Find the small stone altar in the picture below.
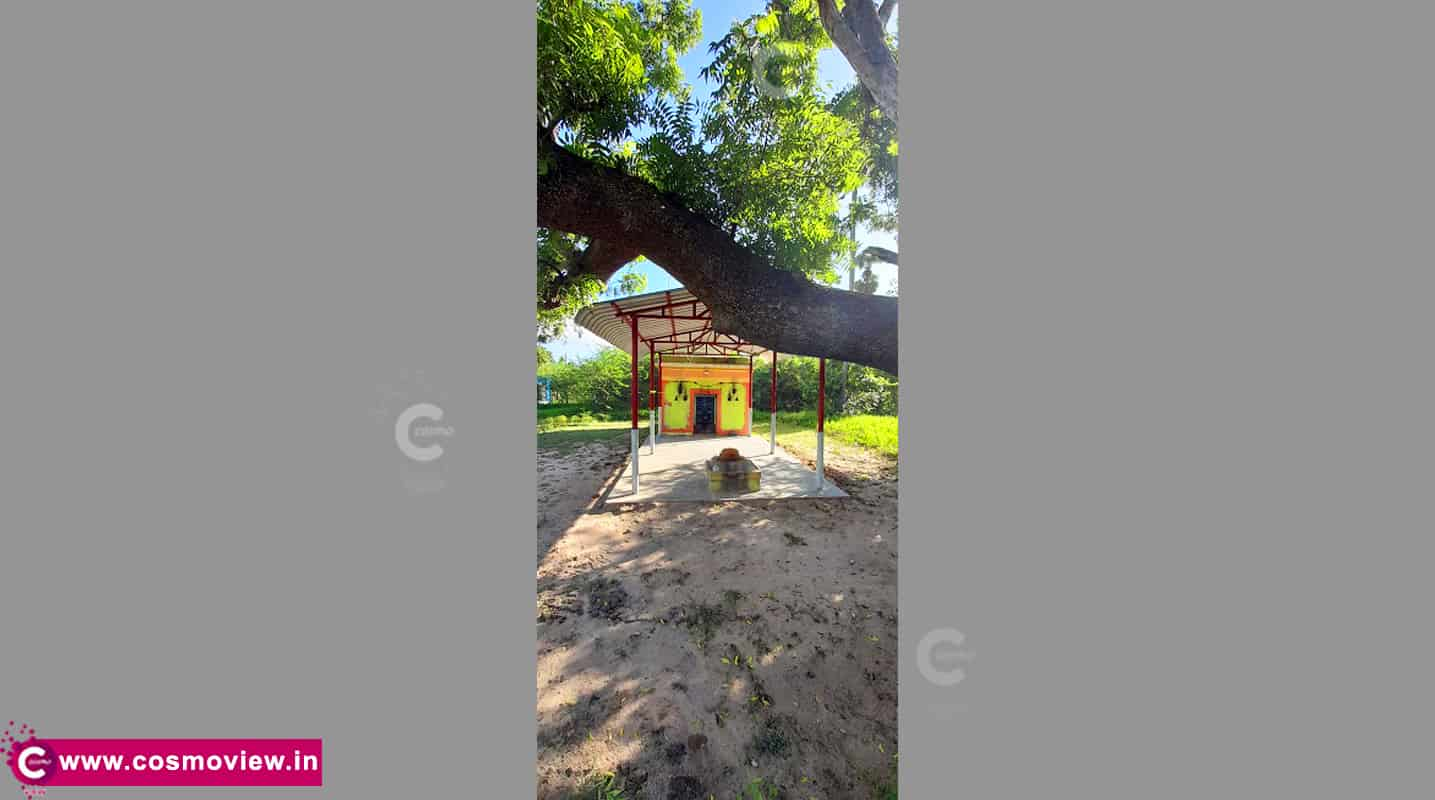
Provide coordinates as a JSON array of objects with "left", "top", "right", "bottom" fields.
[{"left": 706, "top": 447, "right": 761, "bottom": 493}]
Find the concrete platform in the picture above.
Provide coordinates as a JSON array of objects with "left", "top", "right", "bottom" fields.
[{"left": 603, "top": 434, "right": 848, "bottom": 505}]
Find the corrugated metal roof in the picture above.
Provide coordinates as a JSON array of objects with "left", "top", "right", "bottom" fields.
[{"left": 573, "top": 288, "right": 773, "bottom": 358}]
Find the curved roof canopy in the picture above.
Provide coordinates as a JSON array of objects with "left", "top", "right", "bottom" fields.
[{"left": 574, "top": 288, "right": 771, "bottom": 358}]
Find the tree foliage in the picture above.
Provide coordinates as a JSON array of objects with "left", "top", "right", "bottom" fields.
[
  {"left": 536, "top": 0, "right": 900, "bottom": 373},
  {"left": 536, "top": 0, "right": 890, "bottom": 296},
  {"left": 539, "top": 350, "right": 896, "bottom": 417},
  {"left": 538, "top": 348, "right": 654, "bottom": 413},
  {"left": 754, "top": 355, "right": 896, "bottom": 416},
  {"left": 537, "top": 229, "right": 647, "bottom": 340},
  {"left": 538, "top": 0, "right": 701, "bottom": 139}
]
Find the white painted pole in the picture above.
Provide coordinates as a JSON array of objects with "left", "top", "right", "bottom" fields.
[
  {"left": 769, "top": 350, "right": 778, "bottom": 455},
  {"left": 630, "top": 318, "right": 640, "bottom": 494},
  {"left": 648, "top": 345, "right": 656, "bottom": 454},
  {"left": 631, "top": 428, "right": 640, "bottom": 494},
  {"left": 815, "top": 431, "right": 825, "bottom": 492},
  {"left": 815, "top": 357, "right": 826, "bottom": 492}
]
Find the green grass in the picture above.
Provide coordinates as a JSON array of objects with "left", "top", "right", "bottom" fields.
[
  {"left": 752, "top": 411, "right": 898, "bottom": 459},
  {"left": 536, "top": 421, "right": 631, "bottom": 453},
  {"left": 536, "top": 401, "right": 658, "bottom": 453},
  {"left": 537, "top": 404, "right": 651, "bottom": 432},
  {"left": 575, "top": 771, "right": 628, "bottom": 800},
  {"left": 740, "top": 777, "right": 778, "bottom": 800},
  {"left": 538, "top": 403, "right": 618, "bottom": 421},
  {"left": 538, "top": 406, "right": 897, "bottom": 463}
]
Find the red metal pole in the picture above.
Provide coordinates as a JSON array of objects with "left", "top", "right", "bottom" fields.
[
  {"left": 817, "top": 357, "right": 826, "bottom": 432},
  {"left": 648, "top": 341, "right": 657, "bottom": 452},
  {"left": 630, "top": 317, "right": 639, "bottom": 430},
  {"left": 747, "top": 354, "right": 754, "bottom": 434}
]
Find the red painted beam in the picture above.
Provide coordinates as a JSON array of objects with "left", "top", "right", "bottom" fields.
[
  {"left": 611, "top": 299, "right": 673, "bottom": 316},
  {"left": 652, "top": 341, "right": 756, "bottom": 355},
  {"left": 645, "top": 331, "right": 759, "bottom": 350},
  {"left": 662, "top": 343, "right": 751, "bottom": 351},
  {"left": 646, "top": 330, "right": 704, "bottom": 342},
  {"left": 648, "top": 342, "right": 656, "bottom": 411},
  {"left": 612, "top": 295, "right": 704, "bottom": 317},
  {"left": 645, "top": 325, "right": 722, "bottom": 345}
]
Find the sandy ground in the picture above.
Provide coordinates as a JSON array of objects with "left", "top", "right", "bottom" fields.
[{"left": 537, "top": 434, "right": 898, "bottom": 799}]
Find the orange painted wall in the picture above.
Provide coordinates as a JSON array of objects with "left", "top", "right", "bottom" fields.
[{"left": 659, "top": 363, "right": 750, "bottom": 435}]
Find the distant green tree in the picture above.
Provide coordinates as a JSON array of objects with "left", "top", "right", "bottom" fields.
[
  {"left": 537, "top": 348, "right": 655, "bottom": 414},
  {"left": 753, "top": 353, "right": 895, "bottom": 416}
]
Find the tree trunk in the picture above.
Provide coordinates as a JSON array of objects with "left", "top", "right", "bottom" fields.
[
  {"left": 817, "top": 0, "right": 899, "bottom": 124},
  {"left": 538, "top": 133, "right": 898, "bottom": 374},
  {"left": 841, "top": 187, "right": 858, "bottom": 412}
]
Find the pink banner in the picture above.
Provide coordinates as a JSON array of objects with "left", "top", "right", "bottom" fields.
[{"left": 8, "top": 738, "right": 322, "bottom": 787}]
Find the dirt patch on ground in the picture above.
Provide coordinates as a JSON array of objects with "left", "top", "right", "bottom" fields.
[{"left": 537, "top": 436, "right": 898, "bottom": 799}]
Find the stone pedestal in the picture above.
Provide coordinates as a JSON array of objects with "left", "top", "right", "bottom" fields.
[{"left": 706, "top": 450, "right": 761, "bottom": 493}]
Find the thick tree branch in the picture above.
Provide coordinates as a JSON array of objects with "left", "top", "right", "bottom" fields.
[
  {"left": 538, "top": 131, "right": 898, "bottom": 374},
  {"left": 818, "top": 0, "right": 898, "bottom": 124},
  {"left": 572, "top": 237, "right": 642, "bottom": 284},
  {"left": 539, "top": 237, "right": 642, "bottom": 310},
  {"left": 877, "top": 0, "right": 898, "bottom": 28},
  {"left": 858, "top": 246, "right": 898, "bottom": 266},
  {"left": 844, "top": 0, "right": 892, "bottom": 72}
]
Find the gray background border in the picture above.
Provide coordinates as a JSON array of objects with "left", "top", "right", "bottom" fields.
[
  {"left": 903, "top": 1, "right": 1433, "bottom": 796},
  {"left": 2, "top": 2, "right": 534, "bottom": 797},
  {"left": 4, "top": 1, "right": 1433, "bottom": 797}
]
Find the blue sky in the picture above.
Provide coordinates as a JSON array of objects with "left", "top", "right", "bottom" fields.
[{"left": 544, "top": 0, "right": 897, "bottom": 360}]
